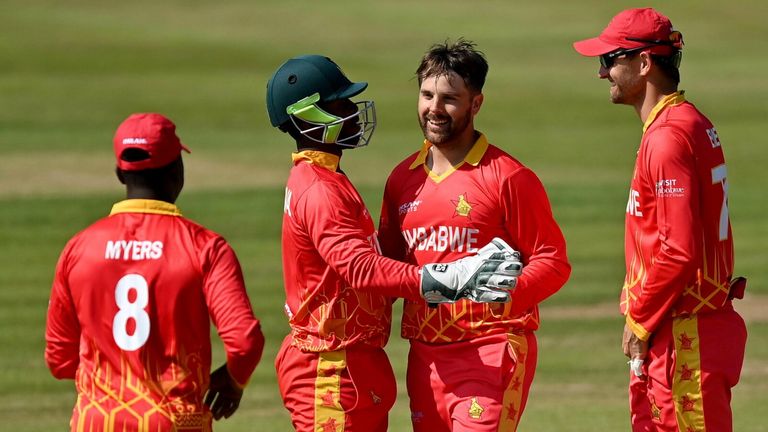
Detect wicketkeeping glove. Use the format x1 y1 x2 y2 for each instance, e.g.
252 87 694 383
420 237 523 304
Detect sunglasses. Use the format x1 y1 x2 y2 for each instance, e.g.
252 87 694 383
599 46 652 69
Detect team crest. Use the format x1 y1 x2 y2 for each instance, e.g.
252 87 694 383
451 193 475 218
468 397 484 419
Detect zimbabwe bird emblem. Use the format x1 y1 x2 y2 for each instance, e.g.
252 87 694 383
468 397 484 419
451 193 474 218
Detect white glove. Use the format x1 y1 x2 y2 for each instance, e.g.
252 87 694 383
629 358 644 377
420 237 523 304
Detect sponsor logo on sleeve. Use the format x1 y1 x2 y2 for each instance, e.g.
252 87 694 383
656 179 686 197
398 200 422 215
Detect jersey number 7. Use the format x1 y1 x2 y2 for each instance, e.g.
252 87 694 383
711 164 729 241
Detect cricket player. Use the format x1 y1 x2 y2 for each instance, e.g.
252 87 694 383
573 8 748 431
266 54 522 432
378 40 571 431
45 113 265 431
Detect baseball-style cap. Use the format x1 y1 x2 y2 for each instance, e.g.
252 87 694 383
266 55 368 127
573 8 683 57
113 113 190 171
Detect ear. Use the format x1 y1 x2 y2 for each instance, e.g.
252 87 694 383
638 52 652 77
471 93 484 116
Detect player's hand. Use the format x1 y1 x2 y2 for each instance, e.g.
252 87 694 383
420 237 522 304
622 324 648 377
204 364 243 420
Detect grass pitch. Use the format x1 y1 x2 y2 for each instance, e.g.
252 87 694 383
1 1 766 430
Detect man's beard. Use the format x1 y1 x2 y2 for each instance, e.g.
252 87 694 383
420 111 471 145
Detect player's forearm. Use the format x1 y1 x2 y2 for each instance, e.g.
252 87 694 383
317 230 421 300
44 344 79 379
628 253 695 339
377 196 408 261
222 319 265 387
45 290 80 379
509 257 571 316
342 250 422 301
629 214 699 335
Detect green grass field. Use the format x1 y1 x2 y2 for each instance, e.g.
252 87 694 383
1 1 766 430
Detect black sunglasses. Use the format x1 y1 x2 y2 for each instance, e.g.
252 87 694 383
599 46 653 69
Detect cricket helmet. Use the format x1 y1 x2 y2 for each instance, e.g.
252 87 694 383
266 55 376 148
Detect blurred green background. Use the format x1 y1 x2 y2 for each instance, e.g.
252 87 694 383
1 1 766 430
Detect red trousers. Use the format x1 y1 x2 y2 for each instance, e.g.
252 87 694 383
629 303 746 432
275 336 396 432
407 331 537 432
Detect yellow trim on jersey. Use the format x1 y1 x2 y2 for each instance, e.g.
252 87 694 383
109 199 182 217
643 91 686 133
292 150 340 172
465 133 489 166
672 316 705 431
423 164 456 183
315 351 346 432
625 313 651 341
499 332 528 432
408 132 490 171
408 140 431 169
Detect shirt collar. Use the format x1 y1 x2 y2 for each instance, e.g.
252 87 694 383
292 150 340 172
408 132 489 170
643 91 686 133
110 199 182 216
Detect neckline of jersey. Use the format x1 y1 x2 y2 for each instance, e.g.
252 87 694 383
408 133 489 183
292 150 340 172
110 199 182 216
643 91 687 133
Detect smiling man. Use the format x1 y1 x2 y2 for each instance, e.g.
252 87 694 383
266 54 525 432
378 40 571 432
573 8 748 432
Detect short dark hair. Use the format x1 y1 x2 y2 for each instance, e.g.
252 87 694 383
652 52 681 85
416 39 488 93
118 156 182 188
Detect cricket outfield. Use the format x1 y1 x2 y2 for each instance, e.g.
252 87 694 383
1 1 766 430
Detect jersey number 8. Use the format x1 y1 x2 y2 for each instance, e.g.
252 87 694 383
112 274 150 351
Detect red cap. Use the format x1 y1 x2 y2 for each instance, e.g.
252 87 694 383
113 113 190 171
573 8 683 57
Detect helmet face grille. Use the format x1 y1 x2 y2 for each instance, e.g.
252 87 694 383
288 100 376 148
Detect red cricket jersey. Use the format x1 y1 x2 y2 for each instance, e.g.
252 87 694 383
622 92 736 340
282 151 421 352
379 134 571 343
45 199 264 431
